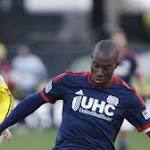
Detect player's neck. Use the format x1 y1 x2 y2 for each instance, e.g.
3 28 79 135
88 73 114 89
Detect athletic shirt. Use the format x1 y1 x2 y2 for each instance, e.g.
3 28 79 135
40 71 150 150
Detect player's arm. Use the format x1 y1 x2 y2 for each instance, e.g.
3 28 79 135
0 73 66 135
0 93 46 135
125 90 150 137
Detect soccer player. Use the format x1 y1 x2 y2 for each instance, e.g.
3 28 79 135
111 29 144 150
0 40 150 150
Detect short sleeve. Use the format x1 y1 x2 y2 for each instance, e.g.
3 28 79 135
125 92 150 136
40 73 66 103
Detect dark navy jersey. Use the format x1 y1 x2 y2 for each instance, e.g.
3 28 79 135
114 50 138 84
40 71 150 150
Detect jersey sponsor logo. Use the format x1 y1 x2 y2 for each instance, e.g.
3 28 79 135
106 95 119 106
142 109 150 120
72 96 82 111
72 90 119 121
45 81 52 93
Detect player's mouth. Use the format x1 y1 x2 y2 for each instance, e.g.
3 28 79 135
94 76 105 84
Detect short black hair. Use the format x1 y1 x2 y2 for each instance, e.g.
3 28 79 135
92 39 119 58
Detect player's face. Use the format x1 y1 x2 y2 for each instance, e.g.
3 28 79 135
91 53 118 87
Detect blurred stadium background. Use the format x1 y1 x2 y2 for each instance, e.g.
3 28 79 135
0 0 150 150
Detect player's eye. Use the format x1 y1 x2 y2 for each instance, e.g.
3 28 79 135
93 63 99 68
105 67 111 70
103 66 113 72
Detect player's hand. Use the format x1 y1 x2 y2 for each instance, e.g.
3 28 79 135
1 128 12 141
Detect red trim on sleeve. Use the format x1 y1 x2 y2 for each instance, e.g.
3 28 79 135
146 131 150 137
137 123 150 132
40 91 49 102
40 91 55 104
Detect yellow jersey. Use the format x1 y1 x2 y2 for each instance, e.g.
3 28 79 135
0 75 14 123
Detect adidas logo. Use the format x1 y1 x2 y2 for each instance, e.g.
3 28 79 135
75 90 84 95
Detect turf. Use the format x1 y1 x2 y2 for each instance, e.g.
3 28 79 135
0 128 150 150
115 130 150 150
0 128 57 150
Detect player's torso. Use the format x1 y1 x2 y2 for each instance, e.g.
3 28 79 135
55 73 128 150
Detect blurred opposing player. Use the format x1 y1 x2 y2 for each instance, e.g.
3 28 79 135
0 42 14 92
0 40 150 150
111 29 144 150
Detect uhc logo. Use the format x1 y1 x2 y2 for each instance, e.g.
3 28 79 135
72 90 119 121
72 96 82 111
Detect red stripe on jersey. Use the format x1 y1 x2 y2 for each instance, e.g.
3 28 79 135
67 71 89 77
137 123 150 132
40 91 55 104
53 73 66 83
146 131 150 137
40 91 49 102
88 72 115 89
53 71 88 84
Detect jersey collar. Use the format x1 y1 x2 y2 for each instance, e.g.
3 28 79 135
87 72 116 89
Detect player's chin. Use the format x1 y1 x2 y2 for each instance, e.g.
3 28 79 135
94 79 105 85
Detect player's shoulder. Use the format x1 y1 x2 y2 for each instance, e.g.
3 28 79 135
66 70 89 77
52 71 89 83
113 75 136 92
113 75 144 105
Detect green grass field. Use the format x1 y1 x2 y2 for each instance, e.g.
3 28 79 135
0 128 150 150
